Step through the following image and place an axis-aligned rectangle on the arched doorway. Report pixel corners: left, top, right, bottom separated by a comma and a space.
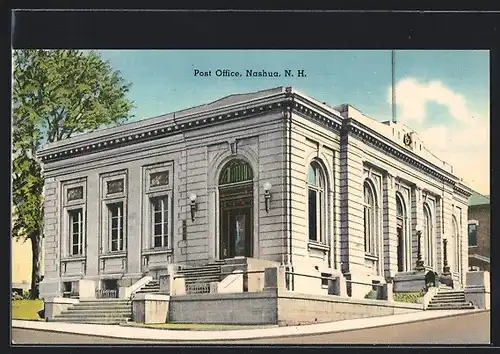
396, 194, 406, 272
218, 159, 254, 259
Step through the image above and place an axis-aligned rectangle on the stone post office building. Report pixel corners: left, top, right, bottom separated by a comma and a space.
38, 87, 472, 300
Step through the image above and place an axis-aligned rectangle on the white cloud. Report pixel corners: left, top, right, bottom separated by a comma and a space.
387, 78, 489, 195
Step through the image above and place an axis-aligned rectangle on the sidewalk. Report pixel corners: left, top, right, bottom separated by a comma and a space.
12, 309, 484, 341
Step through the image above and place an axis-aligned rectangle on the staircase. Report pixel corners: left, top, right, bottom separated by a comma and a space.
178, 261, 223, 294
50, 299, 133, 324
135, 279, 160, 295
133, 261, 226, 295
427, 288, 475, 310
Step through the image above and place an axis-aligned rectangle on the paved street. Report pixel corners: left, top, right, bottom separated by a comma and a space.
12, 311, 490, 345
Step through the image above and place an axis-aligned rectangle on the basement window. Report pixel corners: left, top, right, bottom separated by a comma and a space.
321, 273, 331, 287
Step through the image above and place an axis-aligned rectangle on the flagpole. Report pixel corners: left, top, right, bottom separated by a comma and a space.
392, 50, 397, 123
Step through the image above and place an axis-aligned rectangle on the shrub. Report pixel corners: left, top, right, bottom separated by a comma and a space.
393, 291, 424, 303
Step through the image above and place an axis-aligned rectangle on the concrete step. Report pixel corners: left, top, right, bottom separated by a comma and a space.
428, 302, 474, 308
430, 298, 466, 304
66, 307, 132, 314
78, 300, 131, 304
434, 294, 465, 299
427, 306, 475, 310
56, 313, 132, 319
178, 266, 221, 274
67, 305, 132, 311
51, 318, 131, 324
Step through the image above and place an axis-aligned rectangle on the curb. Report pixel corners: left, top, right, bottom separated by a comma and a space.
119, 323, 279, 331
12, 309, 488, 342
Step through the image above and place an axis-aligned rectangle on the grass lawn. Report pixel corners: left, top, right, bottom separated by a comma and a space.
12, 300, 44, 320
123, 322, 274, 331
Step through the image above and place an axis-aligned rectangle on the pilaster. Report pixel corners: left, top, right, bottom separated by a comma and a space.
411, 186, 424, 268
85, 174, 100, 277
383, 173, 397, 278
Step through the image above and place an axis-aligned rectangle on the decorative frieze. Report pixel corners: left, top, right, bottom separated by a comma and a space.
67, 186, 83, 201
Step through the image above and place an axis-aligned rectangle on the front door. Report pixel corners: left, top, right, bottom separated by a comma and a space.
219, 184, 253, 259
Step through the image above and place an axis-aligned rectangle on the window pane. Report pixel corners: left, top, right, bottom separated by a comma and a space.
72, 245, 79, 255
468, 224, 477, 246
111, 216, 118, 229
163, 233, 169, 248
308, 164, 317, 185
308, 189, 317, 240
111, 240, 118, 252
154, 236, 162, 248
154, 210, 162, 224
154, 224, 162, 236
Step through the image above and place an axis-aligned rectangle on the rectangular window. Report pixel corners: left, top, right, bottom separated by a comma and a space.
151, 196, 169, 248
69, 209, 84, 255
468, 223, 478, 247
308, 189, 317, 241
108, 202, 124, 252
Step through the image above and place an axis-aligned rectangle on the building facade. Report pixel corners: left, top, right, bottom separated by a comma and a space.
468, 192, 490, 271
38, 87, 471, 299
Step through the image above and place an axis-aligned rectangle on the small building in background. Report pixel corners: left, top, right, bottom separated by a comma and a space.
468, 192, 490, 271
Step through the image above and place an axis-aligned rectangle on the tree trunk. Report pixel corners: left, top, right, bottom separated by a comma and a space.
30, 233, 42, 299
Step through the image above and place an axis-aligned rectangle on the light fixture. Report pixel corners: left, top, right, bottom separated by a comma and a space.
189, 193, 197, 221
264, 182, 272, 213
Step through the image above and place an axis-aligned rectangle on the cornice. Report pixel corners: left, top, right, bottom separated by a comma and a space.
38, 101, 287, 163
37, 89, 471, 199
343, 119, 471, 196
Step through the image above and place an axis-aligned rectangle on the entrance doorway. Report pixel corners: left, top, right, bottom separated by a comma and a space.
218, 159, 254, 260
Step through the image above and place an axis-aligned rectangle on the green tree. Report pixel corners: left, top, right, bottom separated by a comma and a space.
12, 50, 134, 299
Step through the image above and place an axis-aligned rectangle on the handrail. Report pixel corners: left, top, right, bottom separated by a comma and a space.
284, 270, 384, 287
173, 269, 265, 279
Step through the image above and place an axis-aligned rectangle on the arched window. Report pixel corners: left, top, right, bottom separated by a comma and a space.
219, 159, 253, 185
452, 216, 460, 273
423, 203, 433, 267
396, 194, 406, 272
308, 162, 326, 242
364, 180, 377, 255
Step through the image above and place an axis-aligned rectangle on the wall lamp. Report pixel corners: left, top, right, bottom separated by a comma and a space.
264, 182, 272, 213
189, 193, 197, 221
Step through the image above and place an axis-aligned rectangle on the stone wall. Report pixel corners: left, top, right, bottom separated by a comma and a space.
277, 292, 422, 326
168, 291, 278, 324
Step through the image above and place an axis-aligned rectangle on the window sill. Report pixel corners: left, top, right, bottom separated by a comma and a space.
142, 248, 173, 256
100, 252, 127, 259
364, 253, 379, 261
308, 241, 330, 252
61, 255, 86, 262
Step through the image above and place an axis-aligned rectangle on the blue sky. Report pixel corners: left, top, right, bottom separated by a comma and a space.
97, 50, 490, 194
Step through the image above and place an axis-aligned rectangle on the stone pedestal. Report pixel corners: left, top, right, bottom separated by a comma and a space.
439, 274, 455, 289
465, 271, 490, 310
44, 297, 79, 320
132, 293, 170, 324
393, 271, 427, 292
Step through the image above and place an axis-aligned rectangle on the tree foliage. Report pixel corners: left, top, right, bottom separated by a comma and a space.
12, 50, 134, 298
